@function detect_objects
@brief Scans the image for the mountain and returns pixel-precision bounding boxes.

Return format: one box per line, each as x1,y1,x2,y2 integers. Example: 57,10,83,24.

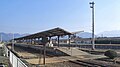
59,32,95,39
0,32,29,41
97,30,120,37
1,30,120,41
76,30,120,38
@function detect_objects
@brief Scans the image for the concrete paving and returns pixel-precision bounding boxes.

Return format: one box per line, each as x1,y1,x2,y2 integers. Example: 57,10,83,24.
57,47,90,56
57,47,106,59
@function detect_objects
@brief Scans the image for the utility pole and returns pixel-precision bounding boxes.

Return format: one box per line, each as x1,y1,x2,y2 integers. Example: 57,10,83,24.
89,1,95,50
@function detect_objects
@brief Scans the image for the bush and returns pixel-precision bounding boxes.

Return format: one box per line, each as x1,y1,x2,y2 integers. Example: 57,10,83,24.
104,50,117,59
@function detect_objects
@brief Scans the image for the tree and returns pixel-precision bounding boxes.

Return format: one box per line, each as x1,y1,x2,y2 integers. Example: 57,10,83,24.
104,50,117,59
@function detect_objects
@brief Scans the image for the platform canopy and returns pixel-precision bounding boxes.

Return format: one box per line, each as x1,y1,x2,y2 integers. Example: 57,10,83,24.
14,27,72,40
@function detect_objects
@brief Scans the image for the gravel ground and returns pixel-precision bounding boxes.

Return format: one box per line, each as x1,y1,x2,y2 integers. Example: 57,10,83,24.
44,61,84,67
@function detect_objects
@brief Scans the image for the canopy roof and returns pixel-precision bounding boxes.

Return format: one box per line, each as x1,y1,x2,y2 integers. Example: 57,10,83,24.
14,27,72,40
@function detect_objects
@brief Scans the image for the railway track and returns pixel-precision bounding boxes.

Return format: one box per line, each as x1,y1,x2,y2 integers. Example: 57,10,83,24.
69,59,120,67
69,61,98,67
95,58,120,65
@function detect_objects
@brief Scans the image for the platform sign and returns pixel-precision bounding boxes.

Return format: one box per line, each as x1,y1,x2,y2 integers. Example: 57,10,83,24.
41,37,48,65
41,37,48,44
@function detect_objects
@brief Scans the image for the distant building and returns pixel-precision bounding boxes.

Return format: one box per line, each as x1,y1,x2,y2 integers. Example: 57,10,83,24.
74,38,92,44
51,38,92,44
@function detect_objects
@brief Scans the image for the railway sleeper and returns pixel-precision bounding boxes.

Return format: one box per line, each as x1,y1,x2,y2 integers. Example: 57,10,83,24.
69,60,99,67
77,60,108,67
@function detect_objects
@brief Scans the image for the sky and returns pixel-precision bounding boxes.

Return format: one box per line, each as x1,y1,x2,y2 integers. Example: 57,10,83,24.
0,0,120,34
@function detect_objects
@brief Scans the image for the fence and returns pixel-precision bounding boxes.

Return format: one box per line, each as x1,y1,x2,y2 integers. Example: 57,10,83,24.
4,45,28,67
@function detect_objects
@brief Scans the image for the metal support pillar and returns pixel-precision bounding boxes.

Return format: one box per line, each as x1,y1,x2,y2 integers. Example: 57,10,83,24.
58,36,60,47
49,37,51,43
68,35,71,49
